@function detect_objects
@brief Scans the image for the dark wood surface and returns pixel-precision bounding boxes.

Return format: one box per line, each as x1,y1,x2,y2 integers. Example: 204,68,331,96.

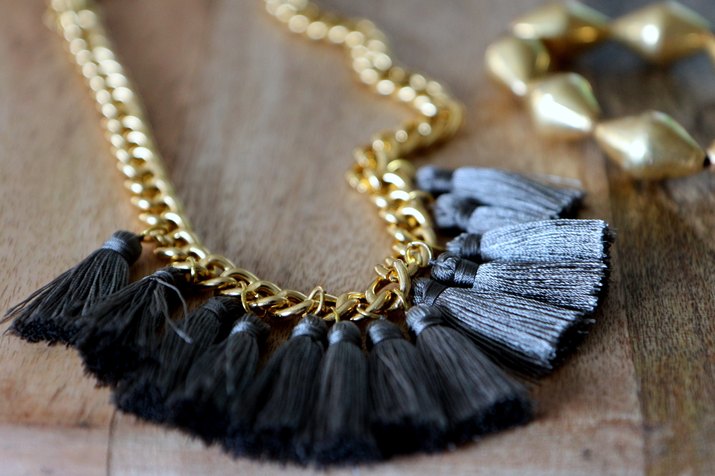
0,0,713,474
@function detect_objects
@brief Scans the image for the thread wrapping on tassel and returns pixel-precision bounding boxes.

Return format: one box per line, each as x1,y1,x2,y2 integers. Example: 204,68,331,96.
447,219,612,263
431,253,607,313
225,315,327,461
434,193,553,234
113,296,242,423
73,267,186,385
417,166,583,218
5,231,142,345
367,319,447,456
296,320,379,466
168,313,269,443
407,305,533,443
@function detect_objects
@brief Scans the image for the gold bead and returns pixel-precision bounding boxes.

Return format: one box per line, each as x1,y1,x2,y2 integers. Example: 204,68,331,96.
610,2,711,64
511,2,609,55
705,33,715,63
594,110,706,179
527,72,600,139
485,36,551,97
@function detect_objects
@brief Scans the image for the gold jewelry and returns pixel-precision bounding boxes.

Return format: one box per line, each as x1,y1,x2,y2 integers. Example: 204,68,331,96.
48,0,464,321
5,0,613,465
486,1,713,180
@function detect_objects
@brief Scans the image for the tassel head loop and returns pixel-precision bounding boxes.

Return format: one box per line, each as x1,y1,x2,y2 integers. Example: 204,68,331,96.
100,230,143,264
328,319,361,347
405,304,444,335
366,318,404,348
446,232,482,260
431,252,480,286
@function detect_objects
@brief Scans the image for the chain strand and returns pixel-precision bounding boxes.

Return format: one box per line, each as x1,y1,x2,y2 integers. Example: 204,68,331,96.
47,0,463,320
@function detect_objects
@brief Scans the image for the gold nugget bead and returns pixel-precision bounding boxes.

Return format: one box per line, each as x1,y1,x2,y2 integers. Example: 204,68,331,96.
610,1,712,64
485,36,551,97
594,110,706,180
511,1,610,56
527,72,600,139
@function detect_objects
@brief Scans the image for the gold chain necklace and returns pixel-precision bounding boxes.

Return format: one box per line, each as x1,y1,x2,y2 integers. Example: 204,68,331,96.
6,0,614,466
48,0,464,322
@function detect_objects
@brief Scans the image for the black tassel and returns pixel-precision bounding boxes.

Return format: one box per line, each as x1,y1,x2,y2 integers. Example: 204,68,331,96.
225,315,327,461
167,313,269,443
447,219,612,263
112,296,241,423
412,278,592,376
73,267,186,385
434,193,553,234
296,320,379,466
431,253,607,314
367,319,447,456
417,166,583,217
406,305,533,443
5,231,142,345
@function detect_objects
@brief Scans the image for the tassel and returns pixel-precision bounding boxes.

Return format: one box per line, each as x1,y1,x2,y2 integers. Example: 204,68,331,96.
73,267,186,385
434,193,553,234
225,315,327,461
412,278,592,376
296,320,379,466
4,231,142,345
447,219,612,263
167,313,269,443
367,319,447,456
415,166,453,194
112,296,241,423
406,305,533,443
431,253,607,314
417,166,583,217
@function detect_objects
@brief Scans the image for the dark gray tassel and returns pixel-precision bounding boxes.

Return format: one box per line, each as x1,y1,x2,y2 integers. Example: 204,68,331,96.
412,278,592,376
447,219,611,263
367,319,447,456
406,305,533,443
434,193,552,234
417,166,583,217
431,253,607,314
112,296,241,423
73,267,186,385
297,321,379,466
5,231,142,345
167,313,269,443
225,315,327,461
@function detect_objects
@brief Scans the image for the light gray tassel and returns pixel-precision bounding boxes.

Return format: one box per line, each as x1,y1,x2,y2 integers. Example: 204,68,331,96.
417,166,583,217
447,219,611,263
412,278,592,376
431,253,607,314
434,193,550,234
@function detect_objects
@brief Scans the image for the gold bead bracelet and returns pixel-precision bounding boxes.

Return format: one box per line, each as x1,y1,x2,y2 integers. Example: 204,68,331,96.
485,1,714,180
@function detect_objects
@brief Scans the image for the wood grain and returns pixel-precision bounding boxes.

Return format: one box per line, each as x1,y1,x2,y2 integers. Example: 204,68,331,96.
0,0,713,474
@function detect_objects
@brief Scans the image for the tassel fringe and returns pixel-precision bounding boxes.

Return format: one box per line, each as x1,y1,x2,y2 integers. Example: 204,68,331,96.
407,305,533,442
5,231,142,345
4,164,613,465
73,267,187,385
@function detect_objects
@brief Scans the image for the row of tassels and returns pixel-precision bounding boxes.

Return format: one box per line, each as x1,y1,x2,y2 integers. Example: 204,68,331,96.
4,166,612,465
3,256,533,464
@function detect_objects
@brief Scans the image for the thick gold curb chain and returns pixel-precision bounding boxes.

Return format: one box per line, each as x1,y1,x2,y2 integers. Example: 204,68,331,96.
47,0,464,321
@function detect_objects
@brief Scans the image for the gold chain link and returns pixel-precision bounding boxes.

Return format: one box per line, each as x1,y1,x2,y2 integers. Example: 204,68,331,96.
47,0,463,320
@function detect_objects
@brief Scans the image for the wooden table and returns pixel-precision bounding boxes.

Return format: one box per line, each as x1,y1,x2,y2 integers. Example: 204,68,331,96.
1,0,714,474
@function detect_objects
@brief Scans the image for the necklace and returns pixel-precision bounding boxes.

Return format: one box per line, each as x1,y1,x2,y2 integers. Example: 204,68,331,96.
5,0,611,466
